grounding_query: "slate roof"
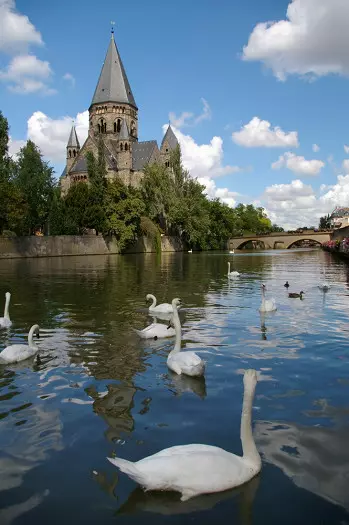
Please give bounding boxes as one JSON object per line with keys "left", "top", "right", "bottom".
{"left": 132, "top": 141, "right": 158, "bottom": 170}
{"left": 161, "top": 124, "right": 178, "bottom": 150}
{"left": 91, "top": 33, "right": 137, "bottom": 108}
{"left": 60, "top": 166, "right": 66, "bottom": 178}
{"left": 70, "top": 156, "right": 87, "bottom": 173}
{"left": 67, "top": 125, "right": 80, "bottom": 148}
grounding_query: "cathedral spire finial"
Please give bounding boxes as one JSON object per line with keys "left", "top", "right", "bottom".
{"left": 111, "top": 20, "right": 115, "bottom": 37}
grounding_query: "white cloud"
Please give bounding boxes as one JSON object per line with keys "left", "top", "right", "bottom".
{"left": 198, "top": 176, "right": 239, "bottom": 207}
{"left": 342, "top": 159, "right": 349, "bottom": 172}
{"left": 344, "top": 145, "right": 349, "bottom": 154}
{"left": 166, "top": 125, "right": 245, "bottom": 179}
{"left": 242, "top": 0, "right": 349, "bottom": 81}
{"left": 0, "top": 0, "right": 42, "bottom": 53}
{"left": 232, "top": 117, "right": 299, "bottom": 148}
{"left": 312, "top": 144, "right": 320, "bottom": 152}
{"left": 0, "top": 54, "right": 55, "bottom": 95}
{"left": 271, "top": 152, "right": 325, "bottom": 176}
{"left": 261, "top": 167, "right": 349, "bottom": 229}
{"left": 63, "top": 72, "right": 75, "bottom": 87}
{"left": 11, "top": 110, "right": 89, "bottom": 163}
{"left": 169, "top": 98, "right": 212, "bottom": 128}
{"left": 8, "top": 136, "right": 25, "bottom": 158}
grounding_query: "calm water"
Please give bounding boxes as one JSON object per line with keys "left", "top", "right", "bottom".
{"left": 0, "top": 249, "right": 349, "bottom": 525}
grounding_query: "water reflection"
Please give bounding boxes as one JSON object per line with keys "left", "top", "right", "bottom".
{"left": 117, "top": 475, "right": 260, "bottom": 519}
{"left": 0, "top": 250, "right": 349, "bottom": 523}
{"left": 256, "top": 420, "right": 349, "bottom": 511}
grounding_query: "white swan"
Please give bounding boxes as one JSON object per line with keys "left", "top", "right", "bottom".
{"left": 167, "top": 298, "right": 204, "bottom": 377}
{"left": 107, "top": 369, "right": 261, "bottom": 501}
{"left": 147, "top": 294, "right": 177, "bottom": 314}
{"left": 188, "top": 249, "right": 193, "bottom": 253}
{"left": 134, "top": 319, "right": 175, "bottom": 340}
{"left": 227, "top": 261, "right": 240, "bottom": 278}
{"left": 318, "top": 283, "right": 330, "bottom": 292}
{"left": 229, "top": 250, "right": 234, "bottom": 254}
{"left": 0, "top": 324, "right": 40, "bottom": 364}
{"left": 0, "top": 292, "right": 12, "bottom": 328}
{"left": 259, "top": 284, "right": 277, "bottom": 312}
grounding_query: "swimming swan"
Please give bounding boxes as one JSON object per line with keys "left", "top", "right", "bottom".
{"left": 259, "top": 284, "right": 277, "bottom": 312}
{"left": 0, "top": 325, "right": 40, "bottom": 364}
{"left": 146, "top": 294, "right": 178, "bottom": 314}
{"left": 227, "top": 262, "right": 240, "bottom": 278}
{"left": 318, "top": 283, "right": 330, "bottom": 292}
{"left": 0, "top": 292, "right": 12, "bottom": 328}
{"left": 134, "top": 319, "right": 175, "bottom": 340}
{"left": 166, "top": 298, "right": 204, "bottom": 377}
{"left": 107, "top": 369, "right": 261, "bottom": 501}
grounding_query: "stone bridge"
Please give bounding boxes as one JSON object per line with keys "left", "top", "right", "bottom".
{"left": 228, "top": 230, "right": 332, "bottom": 250}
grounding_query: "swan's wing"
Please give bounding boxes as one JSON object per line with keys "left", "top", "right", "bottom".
{"left": 142, "top": 444, "right": 227, "bottom": 460}
{"left": 0, "top": 345, "right": 29, "bottom": 363}
{"left": 174, "top": 352, "right": 203, "bottom": 367}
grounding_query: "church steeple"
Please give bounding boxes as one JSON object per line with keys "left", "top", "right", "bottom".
{"left": 91, "top": 31, "right": 137, "bottom": 108}
{"left": 66, "top": 123, "right": 80, "bottom": 171}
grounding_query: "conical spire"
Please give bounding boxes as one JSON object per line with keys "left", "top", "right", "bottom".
{"left": 67, "top": 124, "right": 80, "bottom": 148}
{"left": 161, "top": 124, "right": 178, "bottom": 150}
{"left": 91, "top": 33, "right": 137, "bottom": 108}
{"left": 119, "top": 119, "right": 129, "bottom": 140}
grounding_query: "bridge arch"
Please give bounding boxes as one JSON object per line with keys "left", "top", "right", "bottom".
{"left": 234, "top": 239, "right": 269, "bottom": 250}
{"left": 286, "top": 238, "right": 322, "bottom": 249}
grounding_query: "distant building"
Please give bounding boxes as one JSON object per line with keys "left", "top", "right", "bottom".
{"left": 60, "top": 31, "right": 178, "bottom": 195}
{"left": 330, "top": 207, "right": 349, "bottom": 229}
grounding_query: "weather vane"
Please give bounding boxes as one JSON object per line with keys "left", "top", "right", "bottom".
{"left": 111, "top": 20, "right": 115, "bottom": 34}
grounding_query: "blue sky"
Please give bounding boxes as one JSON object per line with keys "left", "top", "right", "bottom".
{"left": 1, "top": 0, "right": 349, "bottom": 228}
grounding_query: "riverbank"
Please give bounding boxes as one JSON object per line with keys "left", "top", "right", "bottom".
{"left": 0, "top": 235, "right": 185, "bottom": 259}
{"left": 322, "top": 237, "right": 349, "bottom": 259}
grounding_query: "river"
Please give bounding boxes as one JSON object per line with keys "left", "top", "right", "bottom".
{"left": 0, "top": 249, "right": 348, "bottom": 524}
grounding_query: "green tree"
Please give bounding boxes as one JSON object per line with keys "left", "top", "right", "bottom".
{"left": 319, "top": 214, "right": 331, "bottom": 229}
{"left": 0, "top": 111, "right": 27, "bottom": 234}
{"left": 85, "top": 139, "right": 108, "bottom": 233}
{"left": 14, "top": 140, "right": 55, "bottom": 234}
{"left": 105, "top": 179, "right": 145, "bottom": 250}
{"left": 63, "top": 182, "right": 91, "bottom": 234}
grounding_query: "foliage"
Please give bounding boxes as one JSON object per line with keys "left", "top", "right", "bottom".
{"left": 105, "top": 179, "right": 145, "bottom": 250}
{"left": 14, "top": 140, "right": 55, "bottom": 234}
{"left": 319, "top": 214, "right": 331, "bottom": 229}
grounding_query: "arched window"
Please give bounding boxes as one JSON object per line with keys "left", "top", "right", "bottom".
{"left": 122, "top": 107, "right": 125, "bottom": 113}
{"left": 99, "top": 119, "right": 106, "bottom": 133}
{"left": 114, "top": 121, "right": 117, "bottom": 133}
{"left": 125, "top": 143, "right": 128, "bottom": 151}
{"left": 130, "top": 121, "right": 136, "bottom": 136}
{"left": 120, "top": 143, "right": 123, "bottom": 151}
{"left": 117, "top": 119, "right": 121, "bottom": 133}
{"left": 165, "top": 161, "right": 170, "bottom": 168}
{"left": 73, "top": 150, "right": 76, "bottom": 157}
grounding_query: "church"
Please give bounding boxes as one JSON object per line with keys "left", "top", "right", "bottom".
{"left": 60, "top": 30, "right": 178, "bottom": 194}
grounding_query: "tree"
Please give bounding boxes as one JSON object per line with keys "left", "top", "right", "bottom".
{"left": 319, "top": 214, "right": 331, "bottom": 229}
{"left": 105, "top": 179, "right": 145, "bottom": 250}
{"left": 14, "top": 140, "right": 55, "bottom": 234}
{"left": 63, "top": 182, "right": 91, "bottom": 234}
{"left": 0, "top": 111, "right": 27, "bottom": 234}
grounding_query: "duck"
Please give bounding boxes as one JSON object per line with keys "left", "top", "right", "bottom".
{"left": 227, "top": 262, "right": 240, "bottom": 278}
{"left": 0, "top": 292, "right": 12, "bottom": 329}
{"left": 134, "top": 319, "right": 175, "bottom": 340}
{"left": 284, "top": 281, "right": 290, "bottom": 288}
{"left": 167, "top": 298, "right": 205, "bottom": 377}
{"left": 0, "top": 324, "right": 40, "bottom": 364}
{"left": 288, "top": 291, "right": 304, "bottom": 299}
{"left": 188, "top": 249, "right": 193, "bottom": 253}
{"left": 107, "top": 369, "right": 261, "bottom": 502}
{"left": 146, "top": 294, "right": 179, "bottom": 315}
{"left": 259, "top": 284, "right": 277, "bottom": 312}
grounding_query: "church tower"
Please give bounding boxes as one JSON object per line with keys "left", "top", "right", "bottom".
{"left": 66, "top": 123, "right": 80, "bottom": 171}
{"left": 160, "top": 124, "right": 178, "bottom": 167}
{"left": 88, "top": 29, "right": 138, "bottom": 142}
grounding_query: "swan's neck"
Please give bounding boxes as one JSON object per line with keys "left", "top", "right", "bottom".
{"left": 169, "top": 306, "right": 181, "bottom": 356}
{"left": 4, "top": 295, "right": 10, "bottom": 320}
{"left": 240, "top": 382, "right": 261, "bottom": 466}
{"left": 261, "top": 288, "right": 265, "bottom": 306}
{"left": 149, "top": 295, "right": 156, "bottom": 308}
{"left": 28, "top": 327, "right": 38, "bottom": 349}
